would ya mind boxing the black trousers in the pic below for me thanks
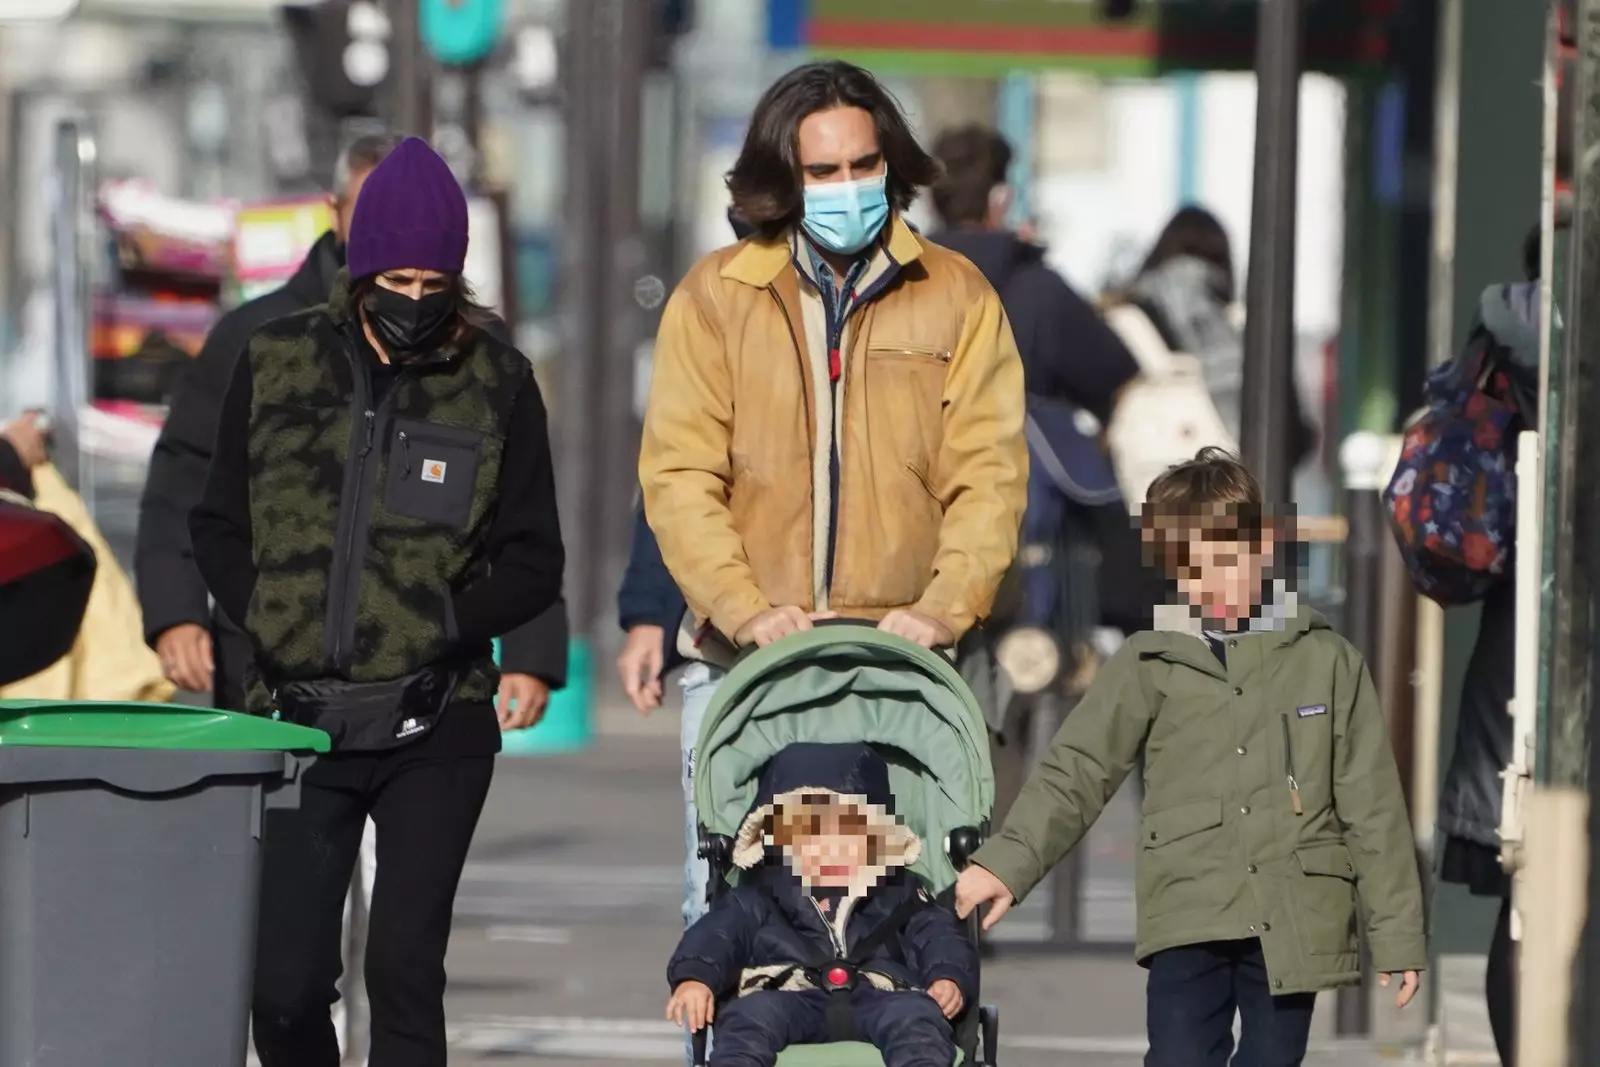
[1487,895,1516,1066]
[251,703,498,1067]
[1145,939,1316,1067]
[710,988,955,1067]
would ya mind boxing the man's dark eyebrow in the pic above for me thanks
[804,160,839,172]
[851,152,882,168]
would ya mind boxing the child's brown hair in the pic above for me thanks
[1141,447,1266,577]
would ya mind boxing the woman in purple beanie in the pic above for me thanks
[191,136,565,1067]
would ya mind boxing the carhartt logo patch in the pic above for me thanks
[1296,704,1328,718]
[421,460,447,484]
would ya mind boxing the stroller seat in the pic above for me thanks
[686,624,1002,1067]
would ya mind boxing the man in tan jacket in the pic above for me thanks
[640,60,1028,656]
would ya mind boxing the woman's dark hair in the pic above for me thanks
[726,60,942,239]
[1137,205,1237,304]
[348,273,497,337]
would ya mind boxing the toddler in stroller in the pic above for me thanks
[667,742,975,1066]
[666,625,1001,1067]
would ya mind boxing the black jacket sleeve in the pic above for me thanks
[903,897,980,1006]
[498,597,570,688]
[1022,268,1140,426]
[188,349,258,631]
[0,439,34,500]
[666,890,760,995]
[136,307,259,644]
[449,373,565,647]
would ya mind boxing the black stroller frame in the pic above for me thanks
[689,824,1002,1067]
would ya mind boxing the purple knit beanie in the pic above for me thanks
[345,137,469,280]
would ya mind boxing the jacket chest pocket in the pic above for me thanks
[384,417,484,528]
[1280,706,1334,814]
[862,342,950,476]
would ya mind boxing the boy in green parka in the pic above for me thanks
[956,448,1426,1067]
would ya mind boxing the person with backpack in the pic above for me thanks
[1400,225,1549,1067]
[1104,206,1317,505]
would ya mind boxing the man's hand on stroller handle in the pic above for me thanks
[877,610,954,649]
[667,980,716,1031]
[954,865,1015,931]
[735,606,836,647]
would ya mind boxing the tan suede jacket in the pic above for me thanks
[639,216,1028,643]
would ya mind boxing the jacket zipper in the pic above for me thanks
[810,896,848,956]
[1280,714,1304,815]
[397,429,412,479]
[329,401,377,668]
[821,270,895,598]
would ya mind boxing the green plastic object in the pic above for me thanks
[494,637,594,756]
[775,1042,962,1066]
[0,700,330,753]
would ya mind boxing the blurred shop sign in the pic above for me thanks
[768,0,1400,75]
[233,197,334,302]
[77,0,314,17]
[0,0,77,19]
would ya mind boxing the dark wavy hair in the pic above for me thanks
[726,60,941,240]
[1137,205,1237,304]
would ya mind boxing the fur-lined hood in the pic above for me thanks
[730,742,922,874]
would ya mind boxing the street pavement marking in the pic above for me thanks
[446,1015,1429,1061]
[485,925,574,944]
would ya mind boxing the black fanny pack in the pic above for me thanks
[272,666,461,752]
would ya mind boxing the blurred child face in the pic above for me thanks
[778,806,874,888]
[1174,530,1272,628]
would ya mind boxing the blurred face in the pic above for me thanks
[778,805,873,888]
[796,106,885,187]
[330,165,376,247]
[1173,531,1272,629]
[373,268,449,301]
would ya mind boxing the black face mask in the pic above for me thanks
[361,285,457,357]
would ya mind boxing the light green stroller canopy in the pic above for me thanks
[693,626,995,893]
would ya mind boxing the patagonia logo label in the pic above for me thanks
[421,460,447,484]
[1296,704,1328,718]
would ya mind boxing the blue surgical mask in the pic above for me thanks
[801,174,889,256]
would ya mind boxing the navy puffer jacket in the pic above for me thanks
[666,743,977,1005]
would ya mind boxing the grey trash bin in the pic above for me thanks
[0,700,328,1067]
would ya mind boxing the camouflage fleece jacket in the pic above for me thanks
[189,270,564,713]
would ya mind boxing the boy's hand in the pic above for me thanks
[666,980,716,1031]
[954,864,1015,931]
[1380,970,1420,1009]
[927,978,964,1019]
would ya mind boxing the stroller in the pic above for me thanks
[689,623,1001,1066]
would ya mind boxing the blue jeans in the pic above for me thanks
[1144,939,1315,1067]
[679,662,726,1063]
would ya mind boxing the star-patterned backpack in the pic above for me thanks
[1383,326,1527,606]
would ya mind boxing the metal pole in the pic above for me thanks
[51,118,95,503]
[1239,0,1302,505]
[555,0,607,635]
[388,0,432,138]
[599,0,651,644]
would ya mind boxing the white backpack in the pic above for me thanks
[1102,302,1238,513]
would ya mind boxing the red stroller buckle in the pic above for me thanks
[826,966,850,988]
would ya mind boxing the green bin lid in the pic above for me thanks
[0,700,331,752]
